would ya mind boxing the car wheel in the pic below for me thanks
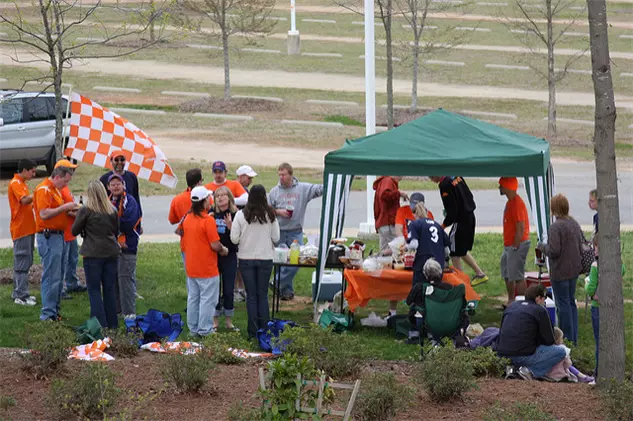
[45,147,57,174]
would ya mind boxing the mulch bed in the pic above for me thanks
[0,350,603,421]
[178,97,284,114]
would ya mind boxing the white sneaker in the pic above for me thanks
[26,297,37,305]
[29,295,36,301]
[123,314,137,321]
[14,298,35,306]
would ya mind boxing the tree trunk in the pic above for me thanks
[586,0,625,385]
[411,41,419,112]
[222,31,230,100]
[385,0,394,129]
[149,0,156,42]
[546,0,557,142]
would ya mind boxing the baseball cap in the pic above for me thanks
[110,150,126,159]
[54,159,78,169]
[191,186,211,202]
[236,165,257,177]
[107,173,125,185]
[499,177,519,191]
[212,161,226,172]
[409,192,425,210]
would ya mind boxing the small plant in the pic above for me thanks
[464,347,510,378]
[202,332,250,365]
[0,395,16,421]
[260,353,331,421]
[353,372,414,421]
[417,341,477,402]
[227,402,263,421]
[601,379,633,421]
[48,363,121,420]
[483,401,556,421]
[160,353,214,394]
[20,321,77,378]
[277,324,368,378]
[105,327,142,358]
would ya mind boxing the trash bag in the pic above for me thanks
[124,309,183,345]
[256,319,297,354]
[76,317,104,345]
[318,309,353,333]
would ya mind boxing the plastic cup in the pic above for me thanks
[286,205,294,217]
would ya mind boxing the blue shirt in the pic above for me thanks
[407,218,450,272]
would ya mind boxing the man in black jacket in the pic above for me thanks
[497,285,566,379]
[429,176,487,285]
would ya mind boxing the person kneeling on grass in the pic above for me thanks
[178,186,229,338]
[496,284,566,380]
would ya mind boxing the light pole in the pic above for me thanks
[360,0,376,234]
[287,0,300,55]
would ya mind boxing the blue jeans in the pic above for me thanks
[278,230,304,294]
[216,253,238,317]
[62,238,80,290]
[591,306,600,375]
[508,345,567,378]
[36,233,64,320]
[83,257,119,329]
[187,276,220,336]
[239,259,273,338]
[551,279,578,344]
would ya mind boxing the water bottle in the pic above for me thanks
[289,240,300,264]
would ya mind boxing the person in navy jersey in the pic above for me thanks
[406,202,450,285]
[100,151,142,228]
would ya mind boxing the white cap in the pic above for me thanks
[190,186,210,202]
[236,165,258,177]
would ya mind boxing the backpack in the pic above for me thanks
[256,319,297,354]
[124,309,184,345]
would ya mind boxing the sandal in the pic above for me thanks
[227,325,240,332]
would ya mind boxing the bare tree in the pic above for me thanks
[502,0,586,142]
[180,0,276,100]
[586,0,626,385]
[0,0,174,159]
[397,0,468,111]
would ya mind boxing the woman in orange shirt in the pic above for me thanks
[179,186,228,337]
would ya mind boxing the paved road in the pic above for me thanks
[1,160,631,246]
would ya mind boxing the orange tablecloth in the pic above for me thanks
[344,268,481,312]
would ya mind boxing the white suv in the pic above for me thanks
[0,90,70,174]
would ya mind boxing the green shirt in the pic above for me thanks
[585,262,626,308]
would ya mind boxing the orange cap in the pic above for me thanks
[110,150,126,159]
[499,177,518,191]
[54,159,78,169]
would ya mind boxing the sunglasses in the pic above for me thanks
[113,157,126,163]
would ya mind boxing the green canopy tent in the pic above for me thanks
[315,109,554,302]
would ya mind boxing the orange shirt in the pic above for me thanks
[503,195,530,246]
[181,213,221,278]
[168,188,192,225]
[8,175,36,240]
[205,179,246,200]
[395,206,435,238]
[33,178,67,231]
[61,186,76,242]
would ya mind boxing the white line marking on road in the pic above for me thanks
[352,21,382,26]
[460,110,518,119]
[456,27,492,32]
[93,86,141,93]
[424,59,465,66]
[359,55,401,62]
[281,119,343,128]
[161,91,211,97]
[620,35,633,39]
[110,107,165,115]
[186,44,222,50]
[402,24,437,29]
[621,73,633,77]
[302,19,336,24]
[234,95,284,102]
[485,63,530,70]
[302,52,343,57]
[241,48,281,54]
[306,99,359,107]
[544,117,594,126]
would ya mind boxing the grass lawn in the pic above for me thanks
[1,232,631,372]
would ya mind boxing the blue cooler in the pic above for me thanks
[311,270,342,302]
[514,296,557,326]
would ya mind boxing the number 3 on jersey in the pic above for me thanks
[429,226,439,243]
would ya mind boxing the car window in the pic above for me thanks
[25,97,54,122]
[0,98,25,125]
[47,97,72,118]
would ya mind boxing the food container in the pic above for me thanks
[273,247,290,263]
[394,262,406,271]
[403,254,415,268]
[376,256,393,269]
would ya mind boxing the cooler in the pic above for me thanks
[312,270,343,302]
[514,295,557,326]
[525,271,551,288]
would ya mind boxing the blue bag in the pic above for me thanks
[125,309,184,345]
[256,319,297,354]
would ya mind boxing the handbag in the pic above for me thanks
[580,231,595,274]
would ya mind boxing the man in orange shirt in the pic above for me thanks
[169,168,203,226]
[54,160,86,297]
[205,161,248,207]
[33,164,78,321]
[499,177,531,307]
[395,193,435,238]
[8,159,38,306]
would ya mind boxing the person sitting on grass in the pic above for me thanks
[553,327,594,383]
[496,284,566,380]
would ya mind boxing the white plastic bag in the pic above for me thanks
[360,312,388,327]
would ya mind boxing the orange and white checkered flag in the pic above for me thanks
[64,93,178,188]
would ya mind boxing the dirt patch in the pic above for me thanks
[178,97,284,115]
[0,264,86,286]
[0,351,604,421]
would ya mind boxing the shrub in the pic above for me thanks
[464,347,510,378]
[48,363,121,420]
[0,395,16,421]
[417,341,477,401]
[227,402,263,421]
[483,402,556,421]
[202,332,250,365]
[353,372,414,421]
[160,353,214,394]
[20,321,77,378]
[105,327,142,358]
[601,379,633,421]
[277,324,368,378]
